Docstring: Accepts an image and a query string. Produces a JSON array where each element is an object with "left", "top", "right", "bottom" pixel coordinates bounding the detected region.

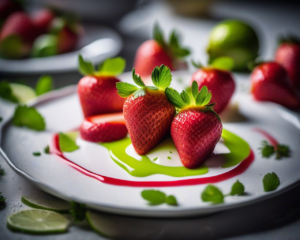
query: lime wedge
[
  {"left": 22, "top": 195, "right": 71, "bottom": 213},
  {"left": 7, "top": 209, "right": 70, "bottom": 234},
  {"left": 86, "top": 211, "right": 110, "bottom": 237},
  {"left": 10, "top": 83, "right": 36, "bottom": 103}
]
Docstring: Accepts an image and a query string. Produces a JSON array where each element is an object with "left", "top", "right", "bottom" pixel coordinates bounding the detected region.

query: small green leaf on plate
[
  {"left": 229, "top": 180, "right": 245, "bottom": 196},
  {"left": 166, "top": 195, "right": 178, "bottom": 206},
  {"left": 259, "top": 140, "right": 275, "bottom": 158},
  {"left": 44, "top": 145, "right": 50, "bottom": 154},
  {"left": 59, "top": 133, "right": 80, "bottom": 152},
  {"left": 12, "top": 105, "right": 46, "bottom": 131},
  {"left": 167, "top": 156, "right": 171, "bottom": 160},
  {"left": 169, "top": 151, "right": 172, "bottom": 154},
  {"left": 141, "top": 190, "right": 166, "bottom": 205},
  {"left": 201, "top": 184, "right": 224, "bottom": 204},
  {"left": 263, "top": 172, "right": 280, "bottom": 192},
  {"left": 33, "top": 152, "right": 41, "bottom": 156},
  {"left": 153, "top": 157, "right": 158, "bottom": 161},
  {"left": 276, "top": 144, "right": 290, "bottom": 159},
  {"left": 35, "top": 75, "right": 54, "bottom": 96}
]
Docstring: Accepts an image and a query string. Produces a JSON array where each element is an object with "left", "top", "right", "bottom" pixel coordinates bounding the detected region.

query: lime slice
[
  {"left": 10, "top": 83, "right": 36, "bottom": 103},
  {"left": 7, "top": 209, "right": 70, "bottom": 234},
  {"left": 207, "top": 19, "right": 259, "bottom": 71},
  {"left": 22, "top": 195, "right": 71, "bottom": 213},
  {"left": 86, "top": 211, "right": 110, "bottom": 237}
]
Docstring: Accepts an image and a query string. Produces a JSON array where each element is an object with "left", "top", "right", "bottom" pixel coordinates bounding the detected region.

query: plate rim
[{"left": 1, "top": 72, "right": 300, "bottom": 218}]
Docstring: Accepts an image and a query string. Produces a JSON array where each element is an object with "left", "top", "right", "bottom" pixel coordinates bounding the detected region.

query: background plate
[
  {"left": 0, "top": 24, "right": 122, "bottom": 74},
  {"left": 0, "top": 71, "right": 300, "bottom": 217}
]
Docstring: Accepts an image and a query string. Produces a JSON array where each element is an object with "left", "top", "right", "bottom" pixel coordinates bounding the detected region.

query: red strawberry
[
  {"left": 80, "top": 113, "right": 128, "bottom": 142},
  {"left": 0, "top": 0, "right": 23, "bottom": 22},
  {"left": 117, "top": 65, "right": 176, "bottom": 155},
  {"left": 191, "top": 62, "right": 235, "bottom": 114},
  {"left": 57, "top": 25, "right": 78, "bottom": 54},
  {"left": 251, "top": 62, "right": 300, "bottom": 109},
  {"left": 32, "top": 9, "right": 55, "bottom": 33},
  {"left": 275, "top": 37, "right": 300, "bottom": 90},
  {"left": 166, "top": 82, "right": 222, "bottom": 168},
  {"left": 78, "top": 55, "right": 126, "bottom": 118},
  {"left": 0, "top": 11, "right": 39, "bottom": 43},
  {"left": 134, "top": 23, "right": 190, "bottom": 79}
]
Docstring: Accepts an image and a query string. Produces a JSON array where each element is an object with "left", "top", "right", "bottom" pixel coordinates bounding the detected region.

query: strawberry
[
  {"left": 165, "top": 81, "right": 222, "bottom": 168},
  {"left": 116, "top": 65, "right": 176, "bottom": 155},
  {"left": 80, "top": 113, "right": 128, "bottom": 142},
  {"left": 57, "top": 25, "right": 78, "bottom": 54},
  {"left": 0, "top": 11, "right": 39, "bottom": 58},
  {"left": 251, "top": 62, "right": 300, "bottom": 109},
  {"left": 275, "top": 36, "right": 300, "bottom": 90},
  {"left": 191, "top": 61, "right": 235, "bottom": 114},
  {"left": 0, "top": 0, "right": 23, "bottom": 22},
  {"left": 134, "top": 23, "right": 190, "bottom": 79},
  {"left": 78, "top": 55, "right": 126, "bottom": 118},
  {"left": 32, "top": 9, "right": 55, "bottom": 34}
]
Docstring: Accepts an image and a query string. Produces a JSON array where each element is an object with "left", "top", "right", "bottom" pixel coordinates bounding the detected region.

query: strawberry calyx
[
  {"left": 165, "top": 81, "right": 221, "bottom": 121},
  {"left": 153, "top": 23, "right": 190, "bottom": 60},
  {"left": 116, "top": 64, "right": 172, "bottom": 99},
  {"left": 78, "top": 54, "right": 126, "bottom": 77}
]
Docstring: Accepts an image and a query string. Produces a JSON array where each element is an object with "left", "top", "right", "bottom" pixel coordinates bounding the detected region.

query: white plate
[
  {"left": 0, "top": 24, "right": 122, "bottom": 74},
  {"left": 0, "top": 71, "right": 300, "bottom": 217}
]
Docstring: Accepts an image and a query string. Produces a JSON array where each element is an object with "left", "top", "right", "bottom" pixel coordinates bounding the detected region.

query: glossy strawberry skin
[
  {"left": 124, "top": 89, "right": 176, "bottom": 155},
  {"left": 57, "top": 26, "right": 78, "bottom": 54},
  {"left": 80, "top": 113, "right": 128, "bottom": 142},
  {"left": 0, "top": 11, "right": 39, "bottom": 43},
  {"left": 192, "top": 68, "right": 235, "bottom": 114},
  {"left": 78, "top": 76, "right": 125, "bottom": 118},
  {"left": 32, "top": 9, "right": 54, "bottom": 33},
  {"left": 251, "top": 62, "right": 300, "bottom": 109},
  {"left": 275, "top": 43, "right": 300, "bottom": 89},
  {"left": 171, "top": 108, "right": 222, "bottom": 169},
  {"left": 134, "top": 40, "right": 174, "bottom": 78}
]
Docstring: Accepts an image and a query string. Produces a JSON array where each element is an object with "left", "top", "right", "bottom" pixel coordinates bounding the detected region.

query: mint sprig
[
  {"left": 58, "top": 133, "right": 80, "bottom": 152},
  {"left": 78, "top": 55, "right": 126, "bottom": 77},
  {"left": 116, "top": 65, "right": 172, "bottom": 99},
  {"left": 0, "top": 81, "right": 19, "bottom": 103},
  {"left": 141, "top": 189, "right": 178, "bottom": 206},
  {"left": 153, "top": 23, "right": 190, "bottom": 59},
  {"left": 259, "top": 140, "right": 290, "bottom": 159},
  {"left": 35, "top": 75, "right": 54, "bottom": 96},
  {"left": 201, "top": 185, "right": 224, "bottom": 204},
  {"left": 44, "top": 145, "right": 50, "bottom": 154},
  {"left": 12, "top": 105, "right": 46, "bottom": 131},
  {"left": 263, "top": 172, "right": 280, "bottom": 192},
  {"left": 229, "top": 180, "right": 245, "bottom": 196}
]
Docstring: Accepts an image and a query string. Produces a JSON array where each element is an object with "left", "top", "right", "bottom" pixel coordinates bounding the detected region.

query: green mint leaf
[
  {"left": 167, "top": 156, "right": 171, "bottom": 160},
  {"left": 116, "top": 82, "right": 139, "bottom": 98},
  {"left": 229, "top": 180, "right": 245, "bottom": 196},
  {"left": 201, "top": 185, "right": 224, "bottom": 204},
  {"left": 153, "top": 23, "right": 165, "bottom": 47},
  {"left": 180, "top": 91, "right": 191, "bottom": 105},
  {"left": 33, "top": 152, "right": 41, "bottom": 156},
  {"left": 133, "top": 88, "right": 146, "bottom": 99},
  {"left": 165, "top": 87, "right": 186, "bottom": 108},
  {"left": 0, "top": 192, "right": 6, "bottom": 203},
  {"left": 0, "top": 81, "right": 19, "bottom": 103},
  {"left": 195, "top": 86, "right": 208, "bottom": 105},
  {"left": 97, "top": 57, "right": 126, "bottom": 76},
  {"left": 44, "top": 145, "right": 50, "bottom": 154},
  {"left": 12, "top": 105, "right": 46, "bottom": 131},
  {"left": 263, "top": 172, "right": 280, "bottom": 192},
  {"left": 0, "top": 165, "right": 4, "bottom": 176},
  {"left": 192, "top": 60, "right": 203, "bottom": 69},
  {"left": 35, "top": 75, "right": 54, "bottom": 96},
  {"left": 153, "top": 157, "right": 158, "bottom": 161},
  {"left": 141, "top": 190, "right": 166, "bottom": 205},
  {"left": 151, "top": 65, "right": 172, "bottom": 90},
  {"left": 169, "top": 151, "right": 172, "bottom": 154},
  {"left": 210, "top": 56, "right": 234, "bottom": 71},
  {"left": 276, "top": 144, "right": 290, "bottom": 159},
  {"left": 202, "top": 92, "right": 212, "bottom": 106},
  {"left": 132, "top": 68, "right": 145, "bottom": 87},
  {"left": 166, "top": 195, "right": 178, "bottom": 206},
  {"left": 260, "top": 141, "right": 275, "bottom": 158},
  {"left": 70, "top": 201, "right": 86, "bottom": 222},
  {"left": 59, "top": 132, "right": 80, "bottom": 152},
  {"left": 191, "top": 81, "right": 199, "bottom": 100},
  {"left": 78, "top": 55, "right": 95, "bottom": 76}
]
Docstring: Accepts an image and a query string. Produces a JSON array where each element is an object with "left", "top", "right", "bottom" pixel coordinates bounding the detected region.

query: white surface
[
  {"left": 0, "top": 24, "right": 122, "bottom": 74},
  {"left": 1, "top": 71, "right": 300, "bottom": 218}
]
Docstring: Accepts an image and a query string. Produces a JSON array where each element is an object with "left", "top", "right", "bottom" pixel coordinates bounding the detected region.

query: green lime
[
  {"left": 10, "top": 83, "right": 36, "bottom": 103},
  {"left": 7, "top": 209, "right": 70, "bottom": 234},
  {"left": 21, "top": 195, "right": 71, "bottom": 214},
  {"left": 207, "top": 19, "right": 259, "bottom": 71}
]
